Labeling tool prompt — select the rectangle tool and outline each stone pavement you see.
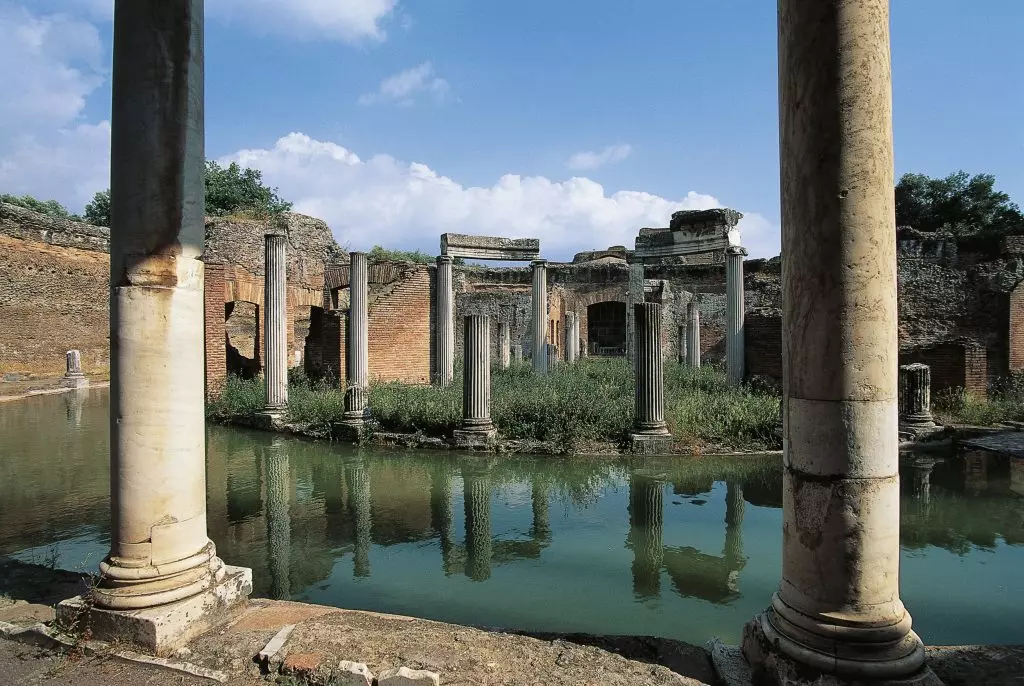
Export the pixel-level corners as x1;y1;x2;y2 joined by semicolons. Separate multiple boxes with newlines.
960;429;1024;458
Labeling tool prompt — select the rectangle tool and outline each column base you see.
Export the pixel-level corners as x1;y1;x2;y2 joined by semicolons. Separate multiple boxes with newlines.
341;410;368;426
56;565;252;657
60;374;89;389
630;432;673;455
453;426;497;449
742;612;941;685
255;409;287;430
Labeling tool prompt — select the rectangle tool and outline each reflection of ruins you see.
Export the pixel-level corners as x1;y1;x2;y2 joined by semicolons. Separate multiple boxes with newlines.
63;389;86;427
627;473;664;598
264;439;292;600
430;466;457;575
462;466;493;581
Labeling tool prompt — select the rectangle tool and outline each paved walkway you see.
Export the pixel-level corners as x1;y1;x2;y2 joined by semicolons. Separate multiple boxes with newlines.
960;430;1024;458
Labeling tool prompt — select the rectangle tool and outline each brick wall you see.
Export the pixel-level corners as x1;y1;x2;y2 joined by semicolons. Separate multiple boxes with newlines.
1009;284;1024;372
745;309;782;380
204;262;228;398
368;264;432;383
899;341;988;396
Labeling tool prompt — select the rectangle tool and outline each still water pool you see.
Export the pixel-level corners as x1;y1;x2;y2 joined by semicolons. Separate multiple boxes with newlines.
1;388;1022;646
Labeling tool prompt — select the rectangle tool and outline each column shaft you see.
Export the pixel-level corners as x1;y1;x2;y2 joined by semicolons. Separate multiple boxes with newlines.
498;321;511;369
685;301;701;369
95;0;222;610
344;252;369;421
634;303;668;435
462;315;493;429
565;312;578;363
435;256;455;386
264;234;288;410
899;363;934;426
744;0;926;680
725;246;747;386
531;260;548;374
626;261;645;361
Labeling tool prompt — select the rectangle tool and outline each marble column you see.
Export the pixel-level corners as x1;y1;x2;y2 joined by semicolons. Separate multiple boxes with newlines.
742;0;929;681
68;0;251;654
62;349;88;388
685;301;701;369
435;255;455;386
263;233;288;412
463;466;493;582
455;315;496;445
626;261;645;362
264;440;291;600
531;260;548;374
564;312;578;363
627;473;663;598
344;252;369;424
346;462;372;578
725;245;747;386
632;303;670;447
899;363;935;428
498;321;511;370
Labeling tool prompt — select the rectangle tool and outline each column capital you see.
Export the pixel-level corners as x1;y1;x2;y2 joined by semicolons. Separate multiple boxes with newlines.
531;259;548;268
725;245;748;257
437;254;454;266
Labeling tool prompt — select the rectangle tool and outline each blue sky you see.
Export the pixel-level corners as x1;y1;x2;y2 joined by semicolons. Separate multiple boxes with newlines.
2;0;1021;260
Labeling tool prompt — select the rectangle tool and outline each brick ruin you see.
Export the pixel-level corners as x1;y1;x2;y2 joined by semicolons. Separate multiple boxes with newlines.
2;200;1023;397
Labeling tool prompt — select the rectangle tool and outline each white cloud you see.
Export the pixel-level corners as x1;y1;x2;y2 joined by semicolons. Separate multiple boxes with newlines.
222;133;780;259
358;62;450;106
208;0;399;43
0;5;110;210
566;144;633;171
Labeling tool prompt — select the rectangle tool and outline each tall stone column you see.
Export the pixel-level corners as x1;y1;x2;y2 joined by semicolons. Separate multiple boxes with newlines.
742;0;929;682
564;312;578;363
498;321;511;369
60;0;251;655
725;245;747;386
263;233;288;413
462;465;493;582
627;473;663;598
435;255;455;386
626;261;645;361
344;252;369;424
454;315;496;447
899;363;935;429
685;301;701;369
632;303;671;453
61;349;89;388
531;260;548;374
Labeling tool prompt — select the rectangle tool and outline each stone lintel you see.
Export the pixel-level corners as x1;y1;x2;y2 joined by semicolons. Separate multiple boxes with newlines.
56;565;252;657
635;226;732;259
670;208;743;231
440;233;540;261
452;427;498;450
629;433;673;456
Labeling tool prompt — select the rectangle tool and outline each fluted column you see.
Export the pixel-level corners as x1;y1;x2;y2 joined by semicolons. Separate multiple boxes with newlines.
346;462;372;578
62;349;88;388
685;301;701;369
725;245;747;386
564;312;578;363
633;303;669;437
626;261;645;362
264;440;291;600
86;0;250;628
460;315;494;434
344;252;369;424
435;255;455;386
627;473;663;598
462;466;493;581
899;363;935;428
264;233;288;411
743;0;928;681
531;260;548;374
498;321;511;370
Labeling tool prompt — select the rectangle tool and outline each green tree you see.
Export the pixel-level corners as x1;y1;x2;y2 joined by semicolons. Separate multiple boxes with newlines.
895;171;1024;236
0;193;80;221
84;189;111;227
204;160;292;218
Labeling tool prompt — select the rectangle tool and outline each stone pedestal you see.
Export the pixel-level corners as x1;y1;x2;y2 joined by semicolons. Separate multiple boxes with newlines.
61;349;89;388
435;255;455;386
564;312;578;363
899;363;935;429
685;302;701;369
343;252;369;425
531;260;548;374
498;321;511;370
725;245;747;386
453;314;497;447
79;0;250;655
263;233;288;415
742;0;932;682
631;303;671;453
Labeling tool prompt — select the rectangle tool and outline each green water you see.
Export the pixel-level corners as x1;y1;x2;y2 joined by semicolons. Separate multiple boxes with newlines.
1;388;1022;646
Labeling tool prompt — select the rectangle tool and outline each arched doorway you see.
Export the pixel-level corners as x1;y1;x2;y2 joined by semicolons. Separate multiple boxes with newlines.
226;300;261;379
587;301;626;356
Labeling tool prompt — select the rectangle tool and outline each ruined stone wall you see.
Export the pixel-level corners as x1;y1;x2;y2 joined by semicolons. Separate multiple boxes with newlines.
368;263;433;384
0;203;110;378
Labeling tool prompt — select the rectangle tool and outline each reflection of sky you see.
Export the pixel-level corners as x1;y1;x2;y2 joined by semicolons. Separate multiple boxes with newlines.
2;389;1023;647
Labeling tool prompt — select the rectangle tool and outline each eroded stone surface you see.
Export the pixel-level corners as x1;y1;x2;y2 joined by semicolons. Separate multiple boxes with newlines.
377;666;440;685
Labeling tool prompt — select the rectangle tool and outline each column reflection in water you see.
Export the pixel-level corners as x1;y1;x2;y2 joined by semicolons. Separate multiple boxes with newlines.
430;464;456;575
462;466;493;582
627;472;664;598
531;477;551;544
723;480;747;594
911;458;936;517
264;438;291;600
1011;458;1024;498
346;461;372;578
964;452;990;495
64;389;86;427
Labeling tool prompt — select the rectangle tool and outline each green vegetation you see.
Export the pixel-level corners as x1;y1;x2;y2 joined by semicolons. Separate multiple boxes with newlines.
933;373;1024;426
203;160;292;218
896;171;1024;237
83;189;110;227
209;359;782;453
368;245;465;265
0;193;82;221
